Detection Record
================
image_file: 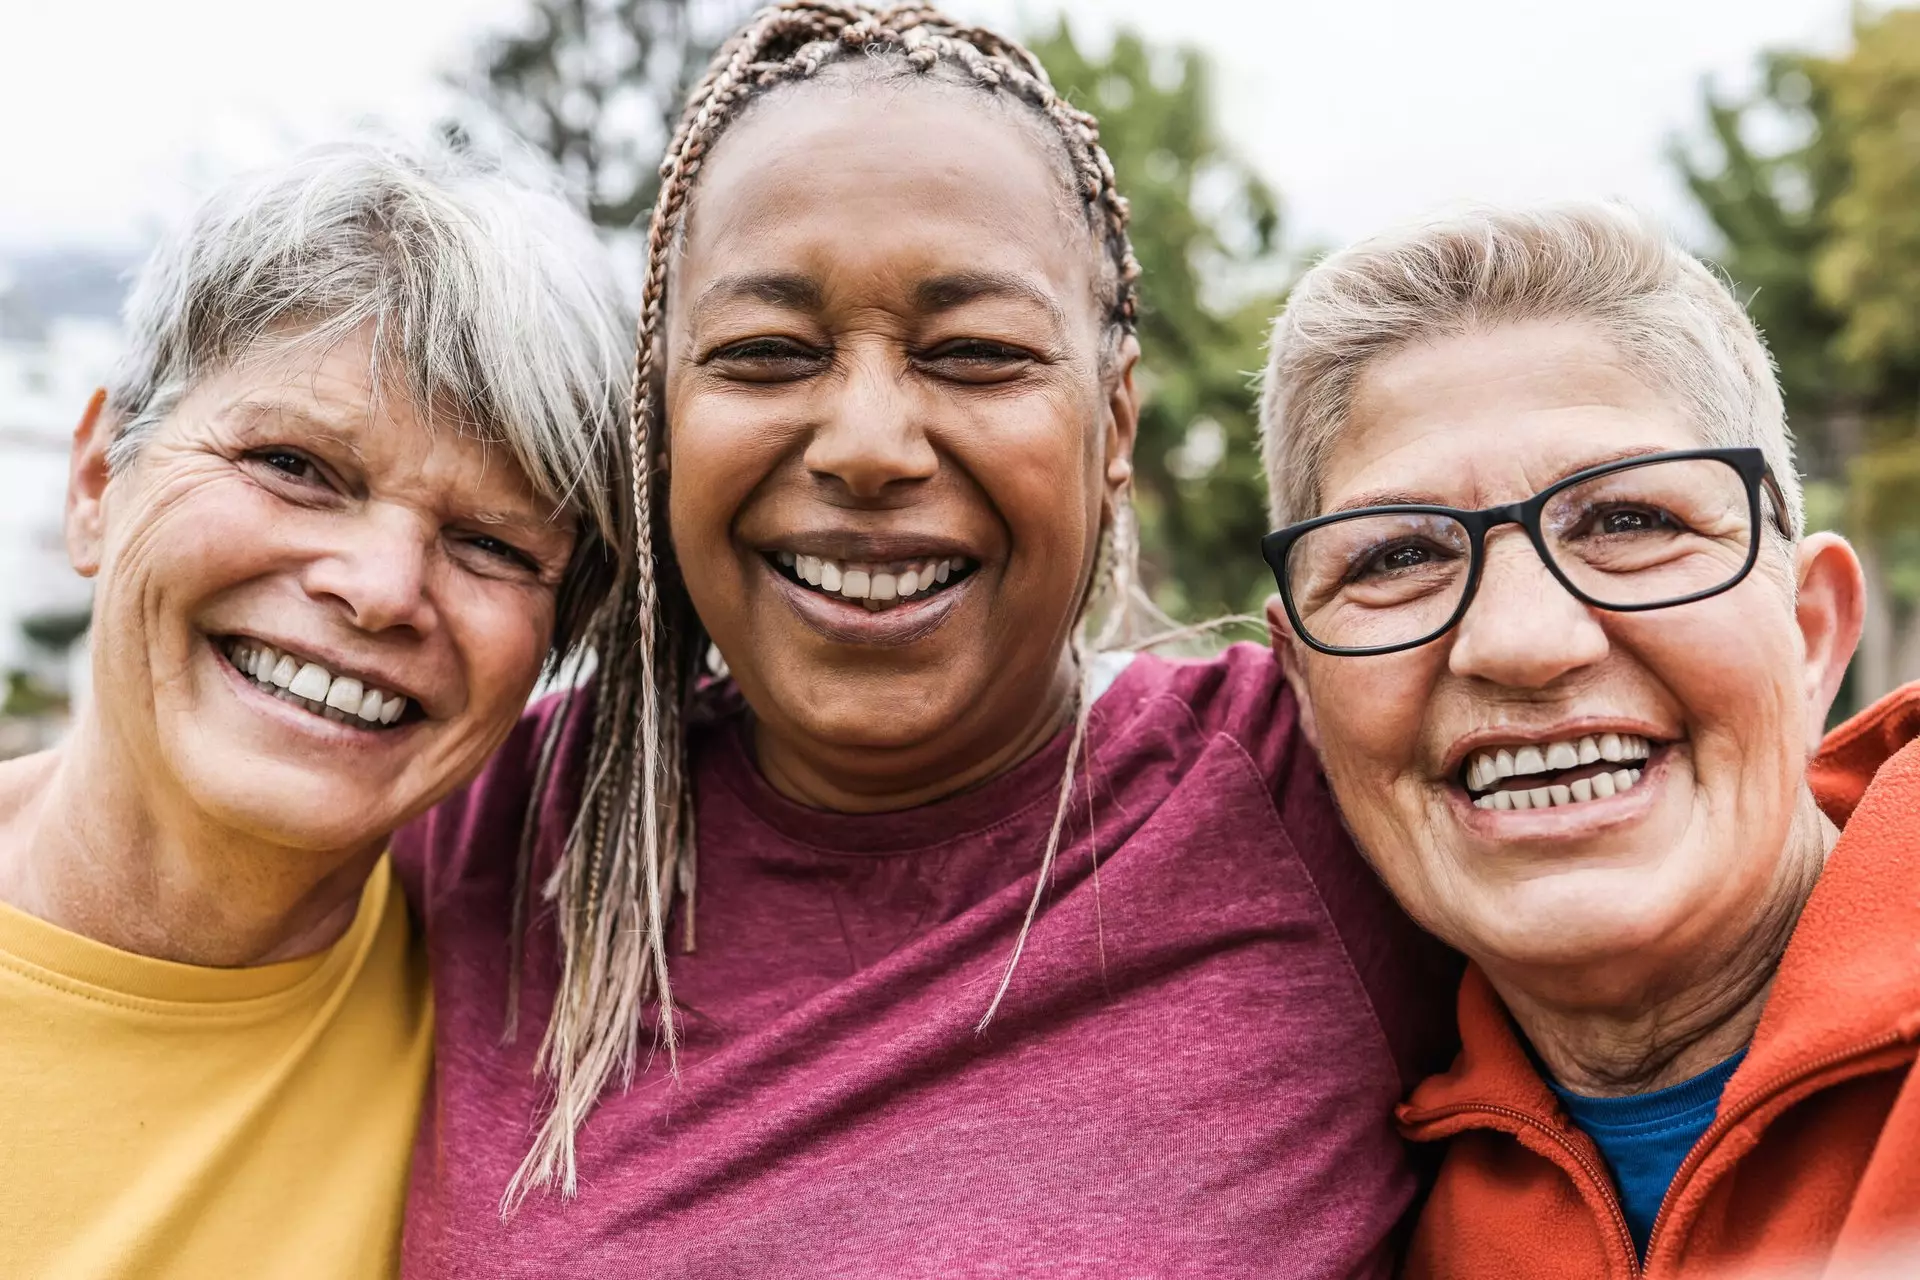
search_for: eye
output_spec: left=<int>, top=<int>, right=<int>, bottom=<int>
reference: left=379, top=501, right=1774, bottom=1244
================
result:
left=704, top=337, right=830, bottom=383
left=1350, top=538, right=1451, bottom=582
left=1588, top=505, right=1684, bottom=537
left=457, top=533, right=541, bottom=574
left=918, top=339, right=1037, bottom=383
left=245, top=447, right=332, bottom=490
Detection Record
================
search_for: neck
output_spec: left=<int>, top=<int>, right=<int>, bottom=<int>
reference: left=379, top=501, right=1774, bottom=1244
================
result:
left=755, top=648, right=1081, bottom=813
left=0, top=716, right=380, bottom=967
left=1489, top=794, right=1838, bottom=1097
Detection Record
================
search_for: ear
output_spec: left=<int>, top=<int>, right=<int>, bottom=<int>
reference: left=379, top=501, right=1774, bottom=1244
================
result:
left=66, top=388, right=114, bottom=579
left=1266, top=593, right=1321, bottom=751
left=1792, top=532, right=1866, bottom=753
left=1101, top=333, right=1141, bottom=499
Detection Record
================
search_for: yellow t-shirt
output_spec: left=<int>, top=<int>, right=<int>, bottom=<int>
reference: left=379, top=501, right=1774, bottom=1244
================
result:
left=0, top=856, right=431, bottom=1278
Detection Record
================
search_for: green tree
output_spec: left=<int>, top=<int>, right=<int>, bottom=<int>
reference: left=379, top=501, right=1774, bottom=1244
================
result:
left=450, top=0, right=749, bottom=230
left=1030, top=23, right=1288, bottom=620
left=1675, top=10, right=1920, bottom=703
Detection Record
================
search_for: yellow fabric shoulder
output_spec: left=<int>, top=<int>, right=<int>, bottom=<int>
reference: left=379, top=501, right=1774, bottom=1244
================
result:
left=0, top=856, right=431, bottom=1279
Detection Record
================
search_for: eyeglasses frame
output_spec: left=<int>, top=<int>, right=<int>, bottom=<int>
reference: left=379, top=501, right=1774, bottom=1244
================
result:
left=1260, top=447, right=1793, bottom=658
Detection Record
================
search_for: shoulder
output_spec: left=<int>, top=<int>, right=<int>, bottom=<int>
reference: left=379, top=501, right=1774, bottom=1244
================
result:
left=1097, top=642, right=1307, bottom=786
left=392, top=690, right=591, bottom=925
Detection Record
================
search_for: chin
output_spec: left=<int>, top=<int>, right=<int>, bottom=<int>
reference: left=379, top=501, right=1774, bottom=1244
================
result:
left=1468, top=865, right=1702, bottom=973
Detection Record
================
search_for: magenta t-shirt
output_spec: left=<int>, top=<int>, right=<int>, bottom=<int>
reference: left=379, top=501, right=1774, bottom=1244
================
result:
left=394, top=644, right=1457, bottom=1277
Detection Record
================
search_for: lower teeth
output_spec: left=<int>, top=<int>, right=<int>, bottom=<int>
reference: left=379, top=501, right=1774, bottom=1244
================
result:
left=1474, top=768, right=1644, bottom=810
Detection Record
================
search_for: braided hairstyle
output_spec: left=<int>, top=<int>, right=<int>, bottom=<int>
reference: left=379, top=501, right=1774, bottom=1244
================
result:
left=508, top=0, right=1157, bottom=1205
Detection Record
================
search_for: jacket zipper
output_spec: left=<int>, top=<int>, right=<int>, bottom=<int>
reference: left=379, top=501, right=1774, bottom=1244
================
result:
left=1639, top=1028, right=1914, bottom=1266
left=1406, top=1101, right=1642, bottom=1277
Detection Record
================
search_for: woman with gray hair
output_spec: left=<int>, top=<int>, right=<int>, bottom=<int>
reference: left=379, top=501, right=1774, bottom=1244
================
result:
left=1259, top=204, right=1920, bottom=1277
left=0, top=140, right=627, bottom=1278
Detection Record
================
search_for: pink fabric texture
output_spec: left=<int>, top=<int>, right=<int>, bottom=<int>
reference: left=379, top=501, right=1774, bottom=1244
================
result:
left=394, top=645, right=1458, bottom=1278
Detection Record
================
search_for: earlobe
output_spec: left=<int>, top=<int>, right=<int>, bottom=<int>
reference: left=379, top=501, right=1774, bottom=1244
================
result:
left=1266, top=593, right=1322, bottom=751
left=65, top=388, right=114, bottom=579
left=1103, top=334, right=1142, bottom=492
left=1793, top=532, right=1867, bottom=750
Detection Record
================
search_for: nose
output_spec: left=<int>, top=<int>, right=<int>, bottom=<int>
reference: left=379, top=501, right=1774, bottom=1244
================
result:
left=299, top=506, right=439, bottom=636
left=802, top=351, right=938, bottom=500
left=1447, top=527, right=1609, bottom=688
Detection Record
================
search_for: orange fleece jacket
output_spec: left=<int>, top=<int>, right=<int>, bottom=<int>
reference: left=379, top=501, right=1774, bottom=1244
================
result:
left=1397, top=682, right=1920, bottom=1279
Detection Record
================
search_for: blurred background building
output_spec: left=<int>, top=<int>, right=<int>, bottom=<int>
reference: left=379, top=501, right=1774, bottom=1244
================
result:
left=2, top=0, right=1917, bottom=757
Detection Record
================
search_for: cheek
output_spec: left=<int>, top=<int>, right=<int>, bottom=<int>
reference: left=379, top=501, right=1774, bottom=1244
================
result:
left=949, top=387, right=1104, bottom=580
left=449, top=588, right=554, bottom=727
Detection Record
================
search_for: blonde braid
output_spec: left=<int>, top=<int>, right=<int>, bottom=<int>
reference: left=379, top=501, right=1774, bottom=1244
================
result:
left=509, top=0, right=1153, bottom=1206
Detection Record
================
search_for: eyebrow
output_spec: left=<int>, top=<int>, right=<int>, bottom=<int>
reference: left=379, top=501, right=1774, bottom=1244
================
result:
left=1326, top=444, right=1677, bottom=515
left=228, top=396, right=368, bottom=464
left=914, top=271, right=1068, bottom=328
left=690, top=272, right=825, bottom=327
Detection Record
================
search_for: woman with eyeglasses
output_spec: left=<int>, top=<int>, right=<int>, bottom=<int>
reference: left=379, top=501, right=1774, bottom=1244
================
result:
left=1257, top=204, right=1920, bottom=1278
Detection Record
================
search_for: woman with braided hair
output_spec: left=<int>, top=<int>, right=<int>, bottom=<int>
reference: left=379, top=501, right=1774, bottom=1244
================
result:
left=395, top=4, right=1456, bottom=1274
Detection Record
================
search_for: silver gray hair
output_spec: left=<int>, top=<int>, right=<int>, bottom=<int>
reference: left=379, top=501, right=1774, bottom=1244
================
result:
left=105, top=138, right=633, bottom=656
left=1259, top=202, right=1804, bottom=537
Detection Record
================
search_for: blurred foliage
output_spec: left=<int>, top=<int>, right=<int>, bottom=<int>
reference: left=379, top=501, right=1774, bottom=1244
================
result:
left=1030, top=22, right=1288, bottom=619
left=1676, top=7, right=1920, bottom=704
left=1, top=672, right=63, bottom=719
left=450, top=0, right=750, bottom=230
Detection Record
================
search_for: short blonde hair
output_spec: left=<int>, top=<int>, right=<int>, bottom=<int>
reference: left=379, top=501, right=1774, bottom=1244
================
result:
left=1258, top=203, right=1803, bottom=535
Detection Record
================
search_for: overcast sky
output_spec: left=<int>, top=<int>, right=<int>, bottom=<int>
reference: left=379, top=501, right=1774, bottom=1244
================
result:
left=1, top=0, right=1852, bottom=257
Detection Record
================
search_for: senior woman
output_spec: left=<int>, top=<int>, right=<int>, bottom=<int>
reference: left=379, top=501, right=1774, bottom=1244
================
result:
left=1258, top=203, right=1920, bottom=1279
left=0, top=143, right=627, bottom=1277
left=392, top=4, right=1457, bottom=1275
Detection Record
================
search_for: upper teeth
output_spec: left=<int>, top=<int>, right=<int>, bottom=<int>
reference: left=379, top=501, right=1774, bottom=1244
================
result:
left=777, top=552, right=963, bottom=605
left=1464, top=734, right=1653, bottom=811
left=227, top=640, right=408, bottom=726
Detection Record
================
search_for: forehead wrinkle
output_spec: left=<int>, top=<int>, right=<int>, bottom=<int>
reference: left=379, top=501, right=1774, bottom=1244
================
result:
left=1326, top=444, right=1684, bottom=516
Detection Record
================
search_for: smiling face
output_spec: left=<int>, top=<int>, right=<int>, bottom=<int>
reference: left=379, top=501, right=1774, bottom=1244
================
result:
left=663, top=80, right=1137, bottom=806
left=68, top=324, right=574, bottom=854
left=1273, top=320, right=1859, bottom=997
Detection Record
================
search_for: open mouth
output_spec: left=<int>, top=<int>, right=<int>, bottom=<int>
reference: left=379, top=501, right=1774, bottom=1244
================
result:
left=217, top=636, right=417, bottom=730
left=1459, top=733, right=1659, bottom=811
left=767, top=550, right=978, bottom=612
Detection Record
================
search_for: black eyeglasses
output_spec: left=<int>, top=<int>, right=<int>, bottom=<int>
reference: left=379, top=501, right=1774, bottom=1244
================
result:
left=1261, top=448, right=1791, bottom=657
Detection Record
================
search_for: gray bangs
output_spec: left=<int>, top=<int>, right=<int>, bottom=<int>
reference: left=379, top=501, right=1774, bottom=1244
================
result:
left=104, top=139, right=630, bottom=548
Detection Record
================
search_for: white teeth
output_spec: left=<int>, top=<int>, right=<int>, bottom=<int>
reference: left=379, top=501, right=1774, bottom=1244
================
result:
left=1465, top=731, right=1660, bottom=812
left=779, top=553, right=970, bottom=607
left=227, top=639, right=408, bottom=729
left=325, top=677, right=364, bottom=713
left=288, top=663, right=331, bottom=702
